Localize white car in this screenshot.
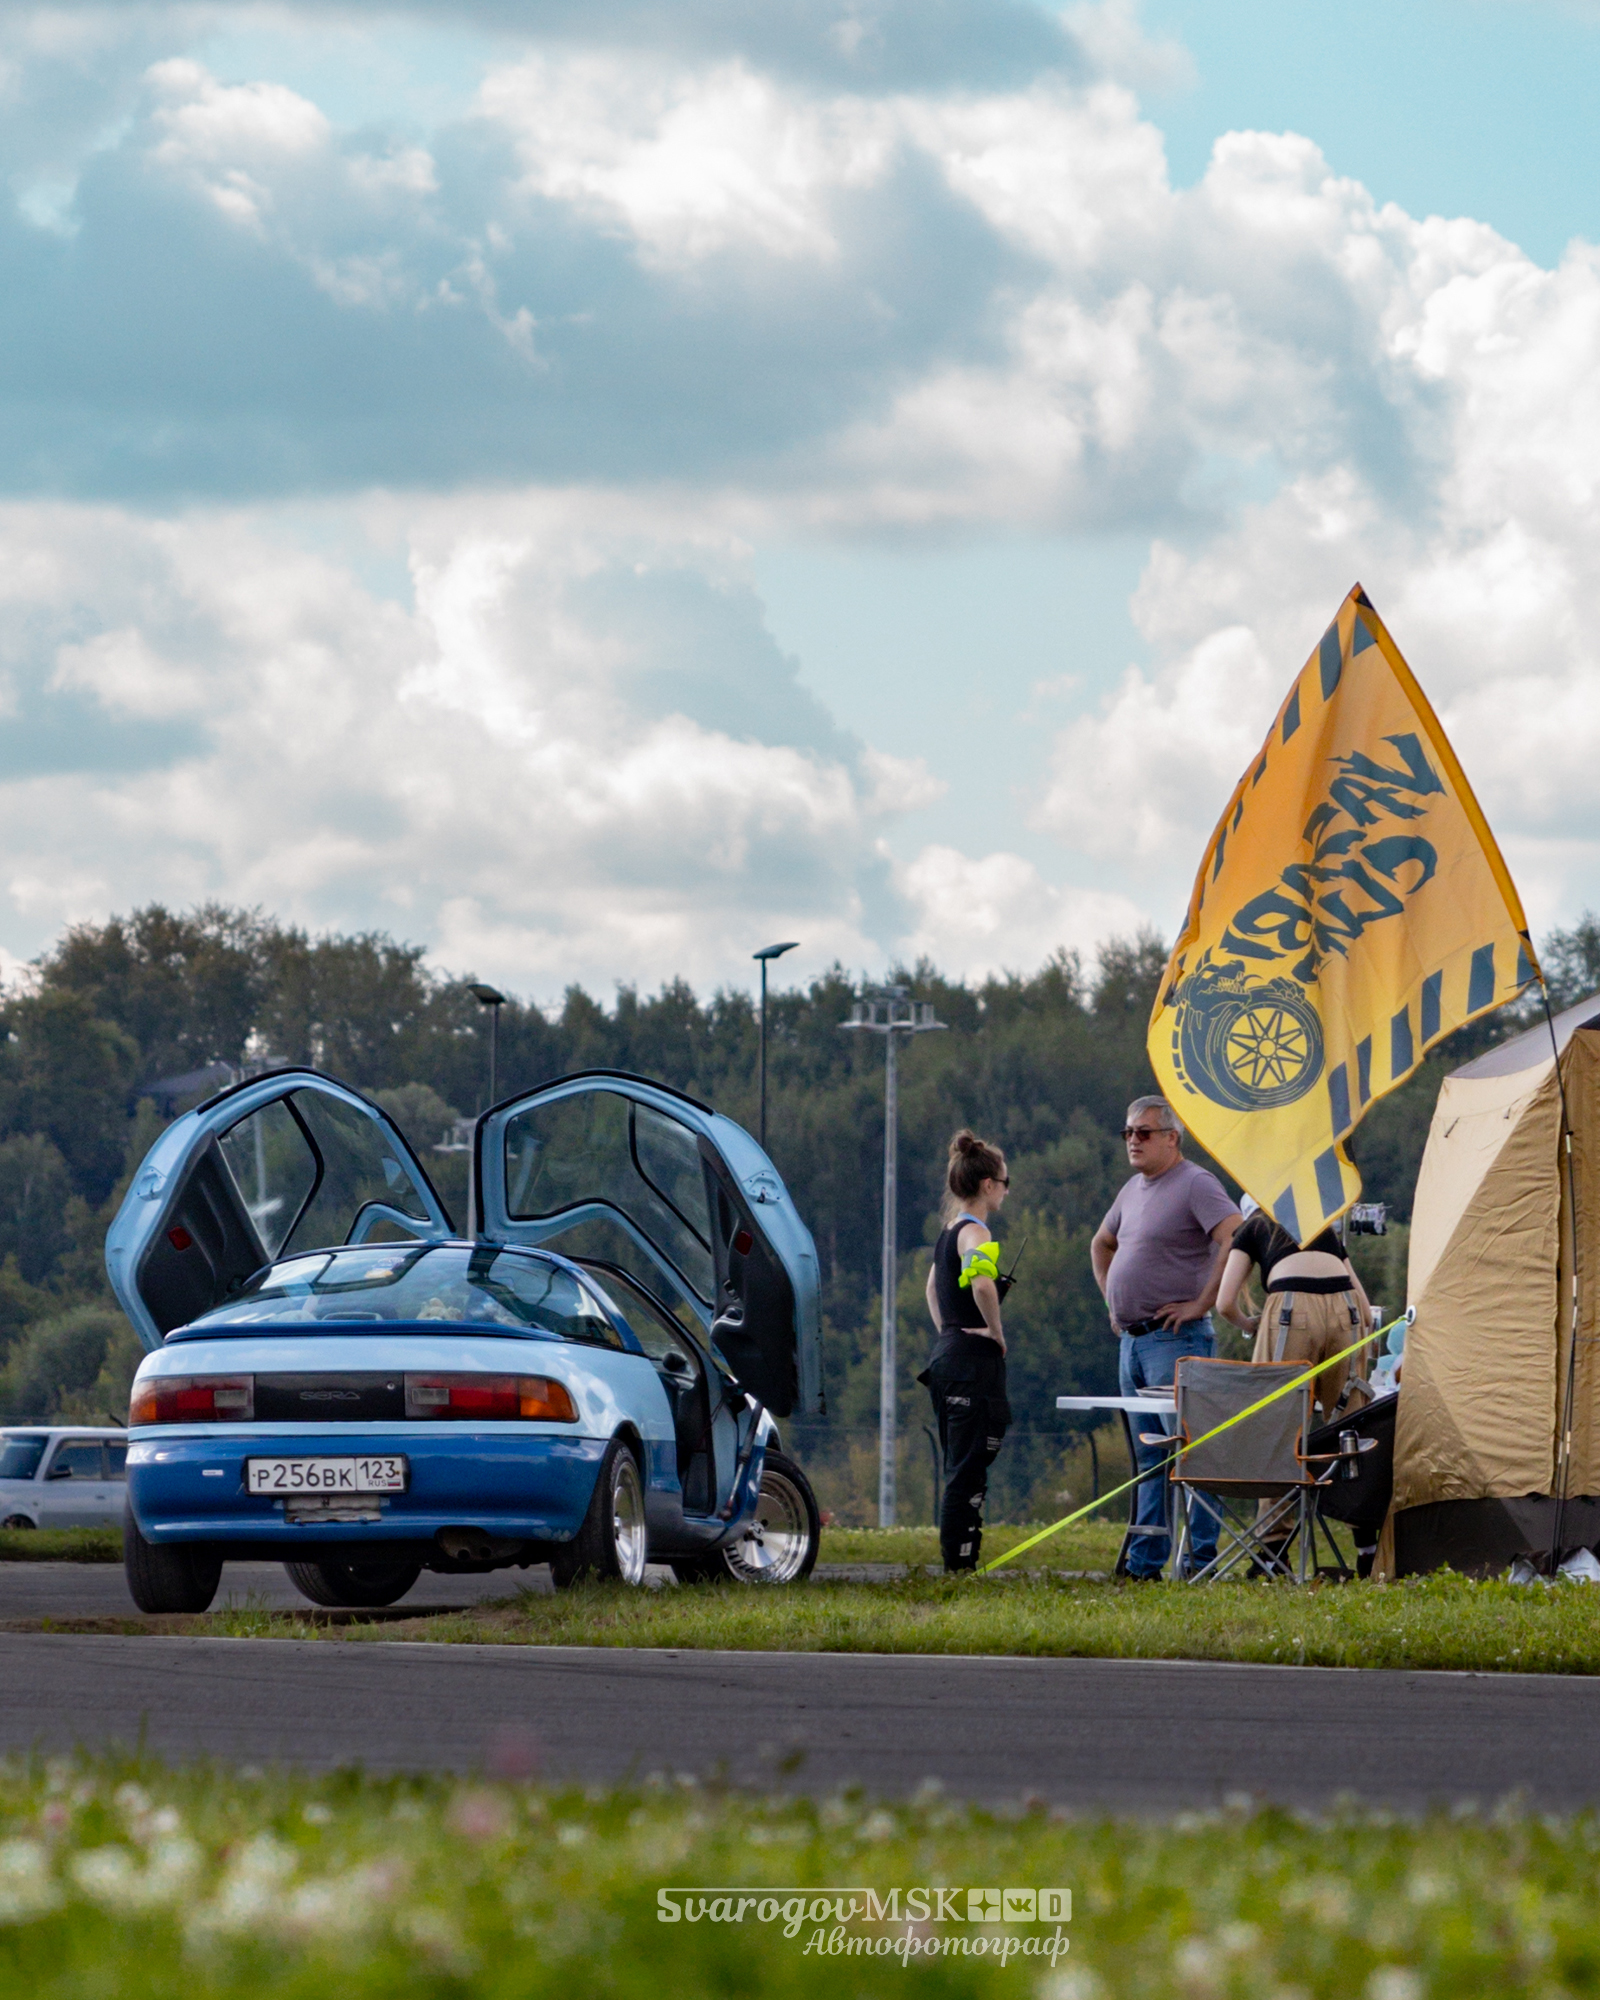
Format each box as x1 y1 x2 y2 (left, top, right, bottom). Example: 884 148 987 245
0 1428 129 1530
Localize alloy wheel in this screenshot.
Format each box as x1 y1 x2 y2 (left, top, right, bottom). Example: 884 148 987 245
611 1451 648 1585
724 1466 812 1583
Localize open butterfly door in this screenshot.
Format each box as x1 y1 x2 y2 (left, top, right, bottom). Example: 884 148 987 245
105 1070 454 1350
472 1071 823 1418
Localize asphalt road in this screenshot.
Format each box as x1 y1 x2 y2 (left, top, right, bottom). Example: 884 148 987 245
0 1560 897 1620
4 1562 1598 1810
1 1625 1598 1810
0 1559 529 1620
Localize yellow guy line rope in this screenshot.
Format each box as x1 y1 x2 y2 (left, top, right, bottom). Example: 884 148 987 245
976 1315 1404 1575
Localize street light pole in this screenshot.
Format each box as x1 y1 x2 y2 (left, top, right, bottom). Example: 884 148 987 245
468 983 507 1108
752 942 798 1151
840 985 946 1526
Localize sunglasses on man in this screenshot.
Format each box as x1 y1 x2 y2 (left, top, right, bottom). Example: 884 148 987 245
1121 1124 1171 1142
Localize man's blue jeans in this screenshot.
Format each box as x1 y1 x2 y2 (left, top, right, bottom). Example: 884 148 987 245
1118 1318 1220 1577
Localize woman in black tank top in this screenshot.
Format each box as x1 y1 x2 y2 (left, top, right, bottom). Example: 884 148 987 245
918 1130 1012 1571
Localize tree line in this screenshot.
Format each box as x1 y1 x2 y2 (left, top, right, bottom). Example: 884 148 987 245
1 902 1595 1522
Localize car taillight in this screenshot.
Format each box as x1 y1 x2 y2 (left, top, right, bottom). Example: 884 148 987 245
403 1374 577 1422
129 1375 254 1425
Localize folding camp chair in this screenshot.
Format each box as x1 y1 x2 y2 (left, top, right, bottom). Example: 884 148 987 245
1164 1357 1372 1583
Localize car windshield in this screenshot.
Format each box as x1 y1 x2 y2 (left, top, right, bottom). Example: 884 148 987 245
185 1244 621 1344
0 1435 47 1480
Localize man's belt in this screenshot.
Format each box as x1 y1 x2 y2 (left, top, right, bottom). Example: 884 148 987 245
1117 1315 1172 1338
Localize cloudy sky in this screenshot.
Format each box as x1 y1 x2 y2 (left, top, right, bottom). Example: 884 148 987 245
1 0 1596 1002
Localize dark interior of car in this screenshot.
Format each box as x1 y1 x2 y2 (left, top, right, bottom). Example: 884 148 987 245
138 1138 268 1336
577 1260 718 1512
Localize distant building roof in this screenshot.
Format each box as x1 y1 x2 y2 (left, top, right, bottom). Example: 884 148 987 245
138 1062 236 1113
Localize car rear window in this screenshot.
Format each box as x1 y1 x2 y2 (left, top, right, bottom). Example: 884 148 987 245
186 1244 624 1346
0 1435 46 1480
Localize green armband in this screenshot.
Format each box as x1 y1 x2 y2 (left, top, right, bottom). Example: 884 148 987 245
958 1243 1001 1289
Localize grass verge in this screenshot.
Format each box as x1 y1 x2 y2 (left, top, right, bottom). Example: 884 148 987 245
819 1522 1127 1570
29 1569 1600 1676
0 1528 122 1564
0 1524 1113 1572
0 1749 1596 1997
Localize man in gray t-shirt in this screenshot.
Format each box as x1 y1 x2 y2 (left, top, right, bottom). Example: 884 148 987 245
1090 1095 1242 1579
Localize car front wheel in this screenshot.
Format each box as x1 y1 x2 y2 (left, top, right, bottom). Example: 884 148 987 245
124 1508 222 1614
283 1558 422 1608
550 1439 648 1587
1 1515 35 1530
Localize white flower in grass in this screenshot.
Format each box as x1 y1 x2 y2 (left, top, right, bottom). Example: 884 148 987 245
302 1803 333 1827
396 1905 472 1974
0 1839 61 1923
282 1881 346 1935
112 1784 152 1820
191 1833 299 1936
858 1811 896 1843
1037 1970 1103 2000
447 1789 513 1843
1283 1875 1354 1927
72 1837 201 1911
1174 1935 1221 1990
282 1858 408 1941
1365 1971 1423 2000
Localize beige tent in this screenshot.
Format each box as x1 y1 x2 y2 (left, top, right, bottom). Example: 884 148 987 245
1386 992 1600 1576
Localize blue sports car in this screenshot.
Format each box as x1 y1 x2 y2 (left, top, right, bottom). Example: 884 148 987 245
106 1068 824 1612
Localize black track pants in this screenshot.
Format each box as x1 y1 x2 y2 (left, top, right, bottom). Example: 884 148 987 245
925 1349 1010 1572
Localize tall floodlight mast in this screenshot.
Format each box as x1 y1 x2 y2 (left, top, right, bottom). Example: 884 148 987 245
840 986 946 1526
752 941 799 1150
468 984 507 1107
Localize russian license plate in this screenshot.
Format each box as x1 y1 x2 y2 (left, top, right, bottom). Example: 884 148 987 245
246 1456 408 1496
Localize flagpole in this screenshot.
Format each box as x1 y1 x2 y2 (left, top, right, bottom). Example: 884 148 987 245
1538 949 1585 1573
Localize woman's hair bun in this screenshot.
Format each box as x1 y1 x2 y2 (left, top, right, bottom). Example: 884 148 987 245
946 1128 1004 1202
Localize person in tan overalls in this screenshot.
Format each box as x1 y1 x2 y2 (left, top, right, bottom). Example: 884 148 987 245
1216 1196 1374 1421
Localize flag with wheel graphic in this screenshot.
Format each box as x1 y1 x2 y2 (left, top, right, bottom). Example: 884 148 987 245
1147 584 1535 1242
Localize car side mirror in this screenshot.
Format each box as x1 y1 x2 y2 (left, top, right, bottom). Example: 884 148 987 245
663 1352 690 1374
46 1465 73 1480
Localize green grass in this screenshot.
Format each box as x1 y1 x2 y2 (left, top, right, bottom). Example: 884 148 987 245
819 1521 1128 1570
18 1517 1597 1684
53 1569 1600 1677
0 1750 1597 1997
0 1521 1122 1573
0 1527 121 1563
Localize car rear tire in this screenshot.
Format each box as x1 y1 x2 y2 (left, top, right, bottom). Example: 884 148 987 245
1 1515 35 1530
550 1438 648 1587
124 1509 222 1614
283 1558 422 1608
672 1450 819 1587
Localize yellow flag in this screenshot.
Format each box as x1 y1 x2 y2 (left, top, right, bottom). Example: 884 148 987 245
1148 585 1536 1242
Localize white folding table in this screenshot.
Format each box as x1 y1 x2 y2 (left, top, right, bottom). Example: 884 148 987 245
1057 1392 1178 1576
